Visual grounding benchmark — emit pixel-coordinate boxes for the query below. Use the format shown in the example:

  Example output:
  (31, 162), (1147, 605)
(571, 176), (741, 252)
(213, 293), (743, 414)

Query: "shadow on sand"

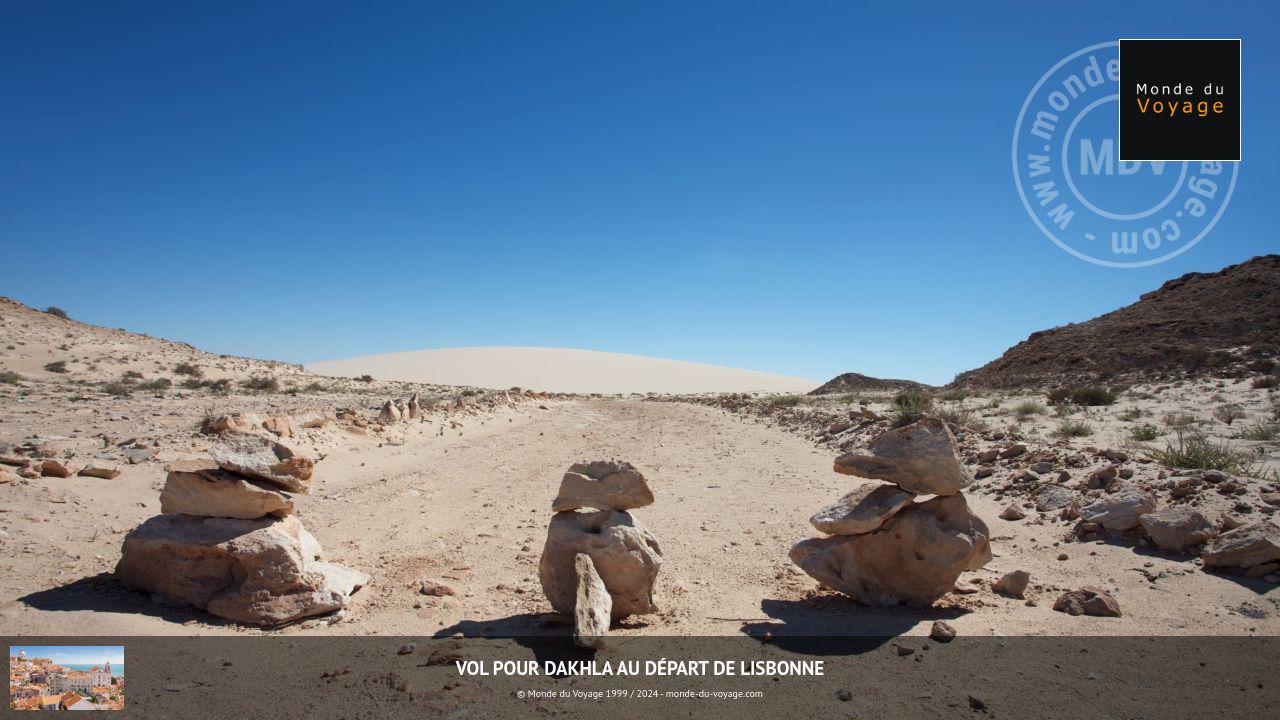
(738, 596), (971, 655)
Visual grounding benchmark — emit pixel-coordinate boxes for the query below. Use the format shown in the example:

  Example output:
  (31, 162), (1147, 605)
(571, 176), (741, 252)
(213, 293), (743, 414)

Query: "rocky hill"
(952, 254), (1280, 389)
(808, 372), (929, 396)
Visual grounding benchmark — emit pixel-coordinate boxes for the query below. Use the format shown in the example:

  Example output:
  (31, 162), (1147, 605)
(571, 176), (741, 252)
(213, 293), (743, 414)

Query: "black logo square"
(1119, 39), (1240, 161)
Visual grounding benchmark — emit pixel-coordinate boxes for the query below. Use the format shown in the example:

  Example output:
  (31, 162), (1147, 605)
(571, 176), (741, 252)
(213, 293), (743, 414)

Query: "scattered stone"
(994, 570), (1031, 598)
(929, 620), (956, 642)
(208, 433), (313, 494)
(39, 459), (76, 478)
(539, 509), (662, 619)
(78, 461), (123, 479)
(1052, 587), (1121, 617)
(1202, 521), (1280, 570)
(999, 444), (1026, 459)
(159, 459), (294, 519)
(833, 418), (970, 496)
(1078, 488), (1155, 531)
(262, 416), (293, 438)
(1139, 507), (1215, 553)
(379, 401), (401, 424)
(999, 503), (1026, 521)
(809, 483), (913, 535)
(572, 553), (611, 649)
(419, 581), (456, 597)
(552, 460), (654, 513)
(1034, 485), (1074, 512)
(115, 514), (367, 626)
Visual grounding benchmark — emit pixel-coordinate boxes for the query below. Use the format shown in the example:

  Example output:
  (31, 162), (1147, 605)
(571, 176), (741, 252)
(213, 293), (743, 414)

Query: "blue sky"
(9, 646), (124, 665)
(1, 1), (1274, 384)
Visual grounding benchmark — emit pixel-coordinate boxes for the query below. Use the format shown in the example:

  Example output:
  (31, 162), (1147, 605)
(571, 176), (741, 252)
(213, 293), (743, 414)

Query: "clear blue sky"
(1, 1), (1275, 384)
(9, 646), (125, 665)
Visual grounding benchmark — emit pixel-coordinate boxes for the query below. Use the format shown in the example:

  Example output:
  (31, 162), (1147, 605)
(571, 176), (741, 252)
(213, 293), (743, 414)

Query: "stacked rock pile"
(790, 417), (992, 606)
(115, 432), (368, 626)
(538, 460), (662, 648)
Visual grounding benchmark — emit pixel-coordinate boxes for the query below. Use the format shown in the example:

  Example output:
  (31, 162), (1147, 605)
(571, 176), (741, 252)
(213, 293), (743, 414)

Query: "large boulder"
(1139, 507), (1215, 553)
(789, 494), (992, 606)
(539, 510), (662, 619)
(159, 459), (294, 519)
(809, 483), (913, 535)
(573, 553), (611, 649)
(208, 433), (313, 494)
(115, 514), (366, 626)
(1078, 488), (1155, 531)
(552, 460), (654, 513)
(1202, 521), (1280, 570)
(832, 418), (969, 496)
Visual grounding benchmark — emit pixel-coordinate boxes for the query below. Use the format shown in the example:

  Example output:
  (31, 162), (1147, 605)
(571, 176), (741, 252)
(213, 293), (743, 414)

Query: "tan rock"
(160, 458), (294, 519)
(200, 414), (260, 435)
(1139, 507), (1215, 553)
(0, 454), (29, 467)
(78, 461), (123, 479)
(1052, 586), (1121, 617)
(1078, 488), (1154, 531)
(379, 400), (401, 424)
(40, 459), (77, 478)
(407, 394), (422, 419)
(262, 416), (294, 437)
(208, 433), (313, 494)
(539, 510), (661, 619)
(994, 569), (1031, 598)
(809, 483), (913, 535)
(1202, 521), (1280, 570)
(832, 418), (969, 496)
(115, 513), (367, 626)
(0, 467), (15, 484)
(789, 494), (992, 606)
(572, 553), (611, 649)
(552, 460), (654, 513)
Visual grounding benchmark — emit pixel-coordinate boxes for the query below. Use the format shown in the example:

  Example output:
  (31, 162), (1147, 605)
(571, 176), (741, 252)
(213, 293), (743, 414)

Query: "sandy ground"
(2, 398), (1275, 639)
(306, 347), (820, 394)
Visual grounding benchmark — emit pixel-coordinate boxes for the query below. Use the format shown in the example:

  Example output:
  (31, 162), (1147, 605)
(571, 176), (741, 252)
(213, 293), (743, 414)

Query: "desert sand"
(306, 347), (819, 394)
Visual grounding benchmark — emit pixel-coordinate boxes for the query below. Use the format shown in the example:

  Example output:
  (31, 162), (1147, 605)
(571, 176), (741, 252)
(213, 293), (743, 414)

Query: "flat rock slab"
(78, 461), (123, 479)
(1139, 507), (1215, 553)
(573, 553), (611, 649)
(552, 460), (654, 513)
(790, 493), (992, 606)
(809, 483), (913, 535)
(208, 433), (313, 494)
(116, 514), (365, 626)
(833, 418), (969, 496)
(1202, 521), (1280, 569)
(1078, 488), (1155, 531)
(160, 458), (294, 519)
(539, 510), (661, 619)
(1053, 587), (1121, 617)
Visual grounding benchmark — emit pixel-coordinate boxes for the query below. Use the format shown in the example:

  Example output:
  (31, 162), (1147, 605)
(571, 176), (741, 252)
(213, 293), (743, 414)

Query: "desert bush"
(44, 360), (68, 373)
(1163, 412), (1197, 429)
(1013, 400), (1046, 419)
(1212, 403), (1246, 426)
(0, 370), (21, 385)
(304, 381), (327, 393)
(1070, 386), (1116, 406)
(358, 374), (374, 383)
(1149, 431), (1257, 474)
(1046, 387), (1071, 405)
(1129, 423), (1160, 442)
(768, 395), (805, 408)
(122, 370), (144, 380)
(1251, 375), (1279, 390)
(174, 362), (203, 378)
(937, 404), (987, 431)
(1235, 420), (1280, 442)
(936, 388), (970, 402)
(141, 377), (172, 392)
(241, 375), (279, 392)
(208, 378), (232, 394)
(891, 389), (933, 427)
(1118, 407), (1144, 421)
(1052, 419), (1093, 438)
(102, 381), (131, 397)
(44, 306), (68, 319)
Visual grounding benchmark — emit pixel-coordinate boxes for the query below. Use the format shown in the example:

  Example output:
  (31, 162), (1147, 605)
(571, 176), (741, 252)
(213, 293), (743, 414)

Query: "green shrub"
(769, 395), (805, 408)
(892, 390), (933, 427)
(102, 381), (131, 397)
(937, 404), (987, 431)
(1046, 387), (1071, 405)
(1129, 423), (1160, 442)
(174, 362), (203, 378)
(44, 360), (68, 374)
(1052, 419), (1093, 438)
(1070, 386), (1116, 406)
(1236, 420), (1280, 442)
(45, 306), (68, 319)
(358, 374), (374, 383)
(1149, 431), (1257, 474)
(241, 375), (279, 392)
(936, 388), (970, 402)
(0, 370), (22, 385)
(1013, 400), (1046, 419)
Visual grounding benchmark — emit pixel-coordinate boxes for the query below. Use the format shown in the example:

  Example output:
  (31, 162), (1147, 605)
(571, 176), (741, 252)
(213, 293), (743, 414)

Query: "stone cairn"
(790, 417), (992, 606)
(379, 393), (423, 424)
(115, 432), (369, 626)
(538, 460), (662, 648)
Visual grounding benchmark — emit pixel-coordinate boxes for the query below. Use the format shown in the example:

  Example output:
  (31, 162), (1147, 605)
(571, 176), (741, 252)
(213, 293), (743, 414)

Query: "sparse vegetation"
(768, 395), (805, 408)
(1069, 385), (1117, 406)
(1148, 430), (1258, 474)
(241, 375), (280, 392)
(44, 306), (68, 319)
(1235, 420), (1280, 442)
(122, 370), (144, 380)
(102, 381), (132, 397)
(208, 378), (232, 394)
(174, 362), (203, 378)
(303, 381), (327, 393)
(141, 377), (172, 393)
(1118, 407), (1144, 421)
(936, 388), (970, 402)
(44, 360), (68, 374)
(0, 370), (22, 385)
(1046, 387), (1071, 405)
(891, 389), (933, 427)
(1212, 403), (1246, 426)
(1052, 419), (1094, 438)
(1129, 423), (1160, 442)
(937, 403), (987, 431)
(1163, 412), (1197, 430)
(1013, 400), (1047, 419)
(358, 374), (374, 383)
(1252, 375), (1279, 389)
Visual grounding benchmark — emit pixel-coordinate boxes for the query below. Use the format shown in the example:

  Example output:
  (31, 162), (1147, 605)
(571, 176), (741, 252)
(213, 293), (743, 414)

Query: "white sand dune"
(306, 347), (820, 394)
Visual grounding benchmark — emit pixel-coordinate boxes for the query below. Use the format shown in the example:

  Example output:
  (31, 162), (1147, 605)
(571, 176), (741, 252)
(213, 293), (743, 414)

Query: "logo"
(1012, 41), (1238, 268)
